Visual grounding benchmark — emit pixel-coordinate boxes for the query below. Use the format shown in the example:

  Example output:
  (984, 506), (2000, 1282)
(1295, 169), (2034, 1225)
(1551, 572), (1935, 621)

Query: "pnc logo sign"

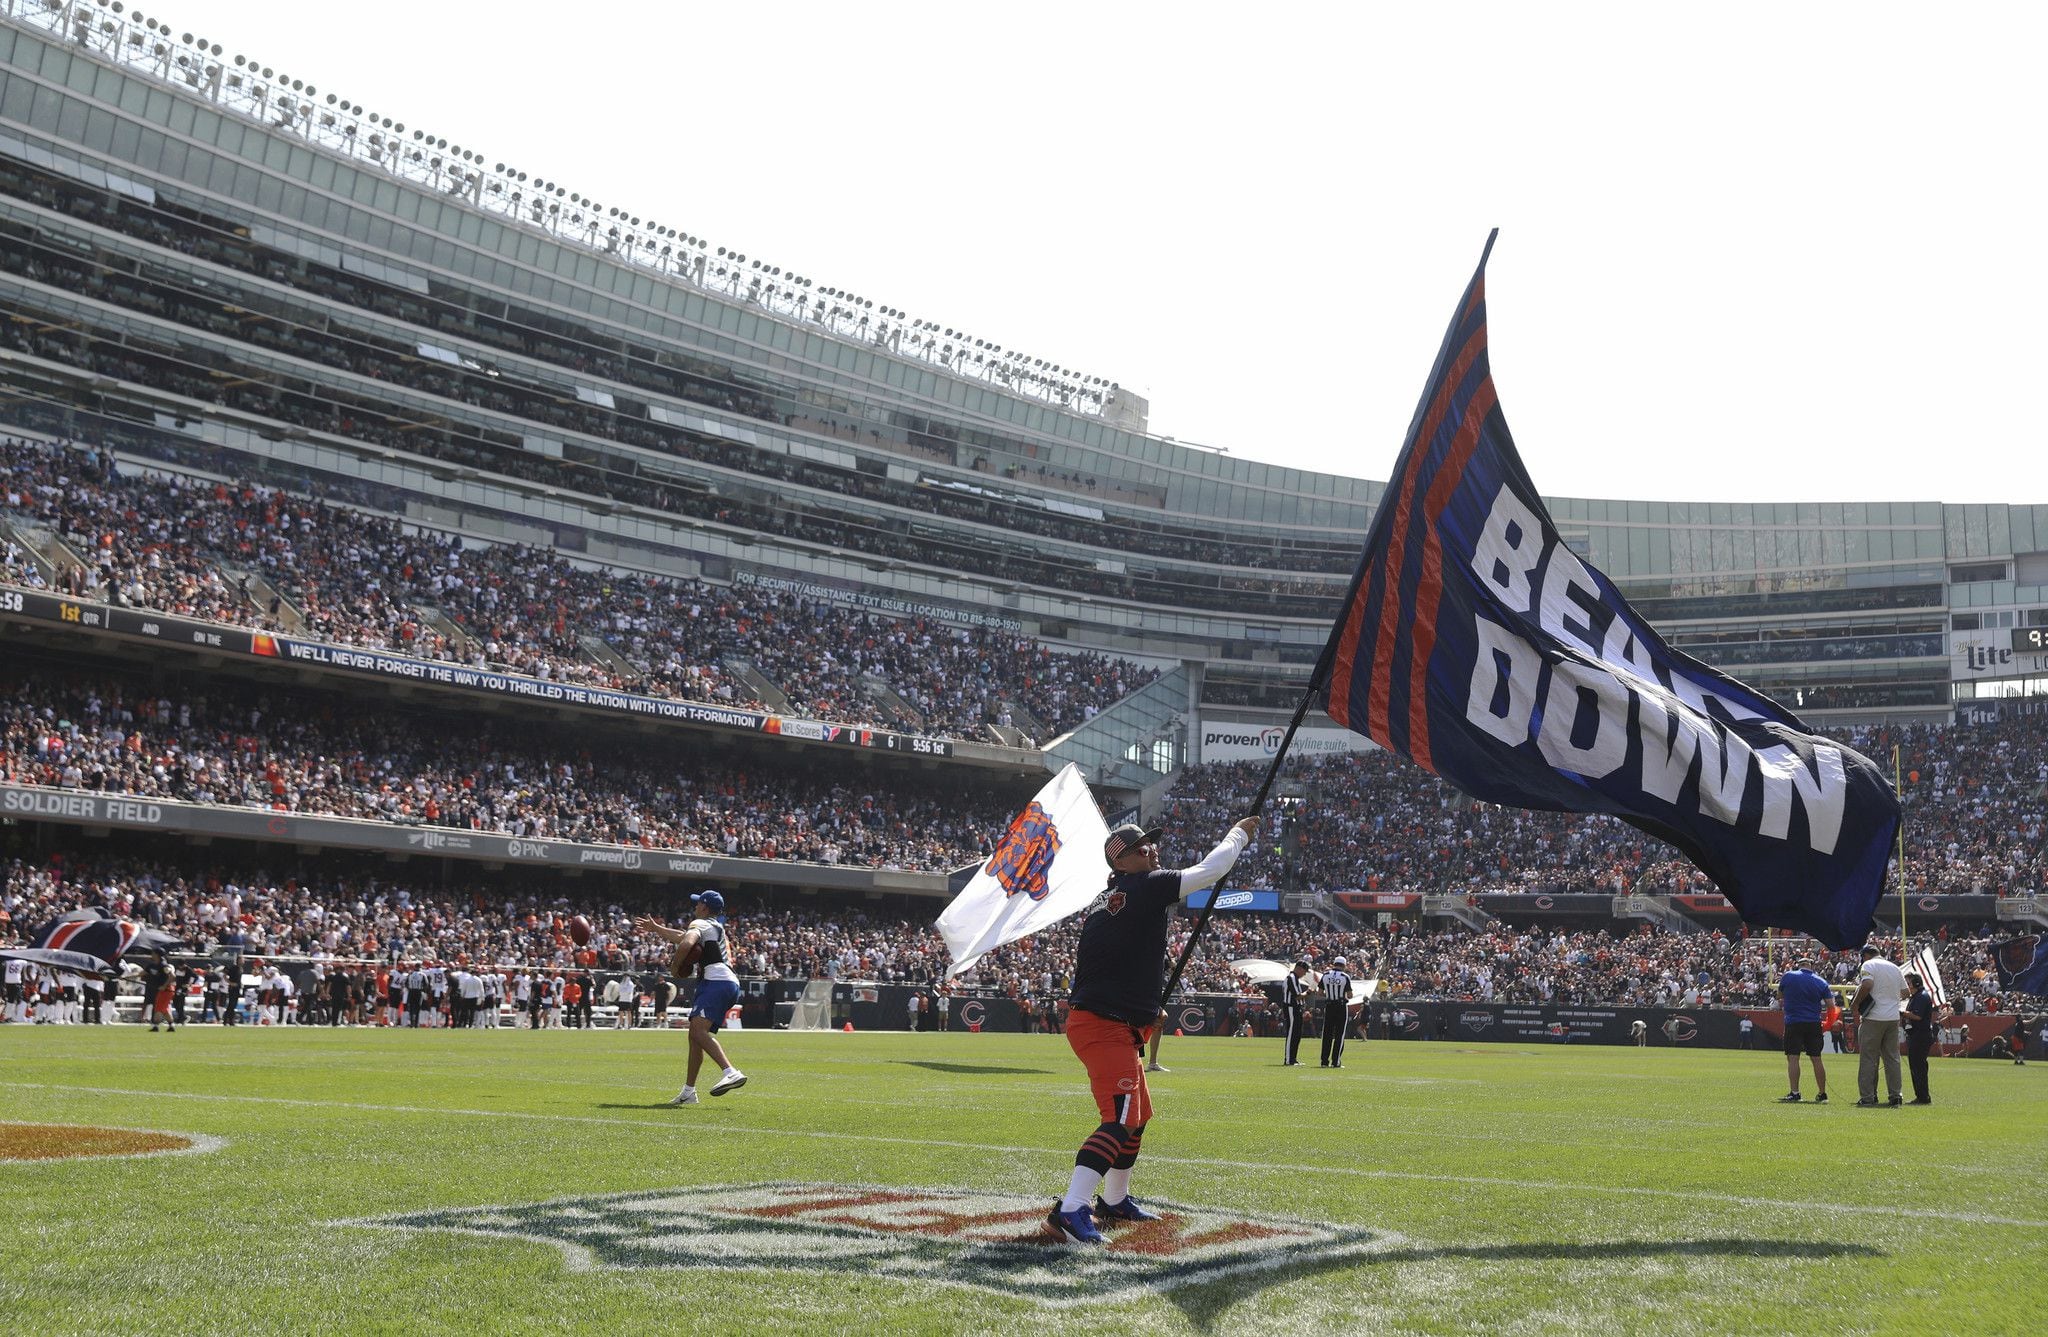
(342, 1184), (1400, 1305)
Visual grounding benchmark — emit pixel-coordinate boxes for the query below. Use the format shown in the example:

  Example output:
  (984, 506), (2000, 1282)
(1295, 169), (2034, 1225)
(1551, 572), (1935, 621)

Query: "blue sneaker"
(1046, 1201), (1106, 1245)
(1094, 1195), (1162, 1223)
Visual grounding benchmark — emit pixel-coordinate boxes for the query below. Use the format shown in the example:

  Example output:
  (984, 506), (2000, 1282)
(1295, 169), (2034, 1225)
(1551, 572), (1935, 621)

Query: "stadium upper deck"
(2, 6), (2045, 727)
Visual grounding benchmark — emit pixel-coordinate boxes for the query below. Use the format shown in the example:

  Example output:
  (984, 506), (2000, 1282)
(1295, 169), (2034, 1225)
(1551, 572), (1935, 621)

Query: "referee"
(1280, 959), (1312, 1066)
(1319, 957), (1353, 1068)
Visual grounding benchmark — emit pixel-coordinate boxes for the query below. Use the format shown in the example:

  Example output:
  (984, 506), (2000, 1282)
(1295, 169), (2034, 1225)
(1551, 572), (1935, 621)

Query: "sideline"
(4, 1079), (2043, 1230)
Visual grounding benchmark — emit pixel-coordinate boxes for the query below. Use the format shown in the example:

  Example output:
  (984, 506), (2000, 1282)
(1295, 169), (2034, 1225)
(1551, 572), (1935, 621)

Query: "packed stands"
(1162, 714), (2048, 899)
(0, 665), (1027, 870)
(1, 846), (2038, 1013)
(0, 434), (1158, 741)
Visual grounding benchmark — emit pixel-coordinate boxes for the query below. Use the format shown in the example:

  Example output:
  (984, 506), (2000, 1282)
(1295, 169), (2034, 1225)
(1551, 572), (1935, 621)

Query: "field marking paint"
(0, 1120), (226, 1162)
(5, 1079), (2044, 1230)
(338, 1182), (1410, 1306)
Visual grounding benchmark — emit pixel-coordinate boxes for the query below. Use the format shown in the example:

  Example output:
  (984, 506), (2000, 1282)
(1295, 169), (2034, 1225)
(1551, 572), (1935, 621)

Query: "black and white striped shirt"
(1321, 969), (1352, 1002)
(1280, 972), (1309, 1007)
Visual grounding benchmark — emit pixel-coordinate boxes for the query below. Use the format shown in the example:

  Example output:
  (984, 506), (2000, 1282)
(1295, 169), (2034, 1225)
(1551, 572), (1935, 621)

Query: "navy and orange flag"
(1321, 232), (1900, 949)
(0, 907), (182, 977)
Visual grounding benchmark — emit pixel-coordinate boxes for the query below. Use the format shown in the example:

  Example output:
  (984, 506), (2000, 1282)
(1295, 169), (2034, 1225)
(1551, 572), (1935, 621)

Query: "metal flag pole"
(1894, 743), (1908, 950)
(1155, 559), (1368, 1010)
(1154, 667), (1329, 1010)
(1156, 229), (1496, 1012)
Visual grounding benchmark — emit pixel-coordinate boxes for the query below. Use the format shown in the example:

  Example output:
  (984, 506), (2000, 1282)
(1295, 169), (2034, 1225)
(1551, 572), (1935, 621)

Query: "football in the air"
(567, 914), (593, 946)
(670, 941), (701, 977)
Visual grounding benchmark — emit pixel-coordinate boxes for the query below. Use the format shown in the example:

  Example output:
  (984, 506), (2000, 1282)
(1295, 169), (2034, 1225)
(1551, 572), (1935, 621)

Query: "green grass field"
(1, 1024), (2041, 1335)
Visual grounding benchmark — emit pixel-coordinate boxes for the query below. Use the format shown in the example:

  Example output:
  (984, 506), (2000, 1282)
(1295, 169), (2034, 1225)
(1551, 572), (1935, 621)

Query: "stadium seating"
(0, 158), (1360, 612)
(1163, 716), (2048, 900)
(1, 846), (2036, 1012)
(0, 434), (1158, 742)
(0, 666), (1023, 869)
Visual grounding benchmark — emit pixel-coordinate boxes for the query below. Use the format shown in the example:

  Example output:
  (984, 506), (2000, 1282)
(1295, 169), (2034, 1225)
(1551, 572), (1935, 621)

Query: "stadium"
(0, 5), (2043, 1334)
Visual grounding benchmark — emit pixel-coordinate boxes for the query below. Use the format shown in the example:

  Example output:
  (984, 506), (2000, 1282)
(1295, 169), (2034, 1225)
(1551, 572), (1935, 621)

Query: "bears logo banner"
(0, 907), (181, 977)
(1995, 935), (2048, 997)
(935, 763), (1110, 977)
(1322, 233), (1900, 949)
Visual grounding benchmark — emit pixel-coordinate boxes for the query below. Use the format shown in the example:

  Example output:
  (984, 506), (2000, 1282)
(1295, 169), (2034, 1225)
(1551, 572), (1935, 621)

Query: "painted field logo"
(343, 1183), (1399, 1305)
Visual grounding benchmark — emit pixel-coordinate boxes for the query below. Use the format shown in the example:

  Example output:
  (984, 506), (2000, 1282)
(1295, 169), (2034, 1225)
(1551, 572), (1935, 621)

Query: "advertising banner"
(0, 585), (255, 652)
(1197, 720), (1376, 764)
(1184, 888), (1285, 912)
(1951, 627), (2048, 684)
(0, 584), (953, 756)
(736, 571), (1023, 632)
(0, 784), (930, 894)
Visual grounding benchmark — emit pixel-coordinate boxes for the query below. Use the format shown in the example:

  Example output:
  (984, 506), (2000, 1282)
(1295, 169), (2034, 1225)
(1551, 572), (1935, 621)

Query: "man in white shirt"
(458, 968), (485, 1028)
(615, 974), (638, 1030)
(1852, 945), (1908, 1107)
(259, 966), (283, 1026)
(513, 971), (533, 1028)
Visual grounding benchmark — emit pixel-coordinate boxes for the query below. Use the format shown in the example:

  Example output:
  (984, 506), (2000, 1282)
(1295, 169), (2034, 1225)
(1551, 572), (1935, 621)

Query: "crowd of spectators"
(2, 845), (2040, 1016)
(0, 434), (1157, 741)
(0, 668), (1024, 871)
(1161, 711), (2048, 900)
(2, 653), (2043, 914)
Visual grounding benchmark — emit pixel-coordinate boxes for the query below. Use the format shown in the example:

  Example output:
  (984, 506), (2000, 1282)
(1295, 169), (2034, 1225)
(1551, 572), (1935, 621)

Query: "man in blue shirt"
(1777, 954), (1834, 1104)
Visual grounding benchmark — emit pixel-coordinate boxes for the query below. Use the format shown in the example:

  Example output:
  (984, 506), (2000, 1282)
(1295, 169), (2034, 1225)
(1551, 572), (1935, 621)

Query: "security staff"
(1320, 957), (1354, 1068)
(1280, 959), (1312, 1066)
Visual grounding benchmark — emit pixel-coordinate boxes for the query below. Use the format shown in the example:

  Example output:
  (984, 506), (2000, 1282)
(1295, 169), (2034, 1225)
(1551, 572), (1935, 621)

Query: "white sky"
(145, 1), (2045, 506)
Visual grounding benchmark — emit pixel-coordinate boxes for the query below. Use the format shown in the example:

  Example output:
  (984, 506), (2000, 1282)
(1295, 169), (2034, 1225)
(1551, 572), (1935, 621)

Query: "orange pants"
(1067, 1008), (1153, 1126)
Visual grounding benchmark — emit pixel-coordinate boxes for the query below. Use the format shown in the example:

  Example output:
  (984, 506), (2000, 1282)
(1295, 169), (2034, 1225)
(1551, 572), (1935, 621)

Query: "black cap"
(1103, 824), (1162, 863)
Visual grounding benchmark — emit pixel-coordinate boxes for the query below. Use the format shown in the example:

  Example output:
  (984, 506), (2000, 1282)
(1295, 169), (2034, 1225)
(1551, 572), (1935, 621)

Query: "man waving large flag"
(1322, 233), (1900, 948)
(937, 763), (1111, 977)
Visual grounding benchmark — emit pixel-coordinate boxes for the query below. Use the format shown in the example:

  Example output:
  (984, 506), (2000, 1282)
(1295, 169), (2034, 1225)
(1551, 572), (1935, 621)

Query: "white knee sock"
(1060, 1167), (1104, 1213)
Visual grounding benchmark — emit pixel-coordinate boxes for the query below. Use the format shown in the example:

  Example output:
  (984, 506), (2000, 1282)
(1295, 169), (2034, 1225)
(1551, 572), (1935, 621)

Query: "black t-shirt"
(1068, 868), (1181, 1027)
(1903, 990), (1935, 1042)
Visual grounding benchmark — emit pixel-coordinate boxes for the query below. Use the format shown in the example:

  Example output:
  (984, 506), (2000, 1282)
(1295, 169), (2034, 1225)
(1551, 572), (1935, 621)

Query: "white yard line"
(5, 1078), (2043, 1229)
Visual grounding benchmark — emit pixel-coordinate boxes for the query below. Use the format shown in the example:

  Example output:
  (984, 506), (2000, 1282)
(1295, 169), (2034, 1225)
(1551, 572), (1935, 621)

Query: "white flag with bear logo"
(936, 763), (1110, 979)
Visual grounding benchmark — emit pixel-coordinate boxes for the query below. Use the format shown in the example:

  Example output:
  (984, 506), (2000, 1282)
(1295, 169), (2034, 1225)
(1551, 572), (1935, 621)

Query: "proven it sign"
(1198, 722), (1375, 764)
